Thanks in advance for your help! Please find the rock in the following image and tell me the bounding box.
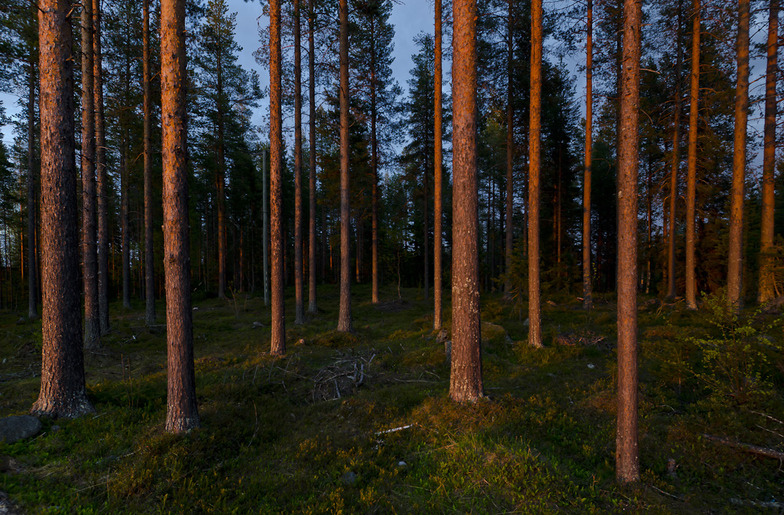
[444,341,452,361]
[341,471,357,485]
[482,322,512,345]
[397,460,407,467]
[435,329,449,345]
[0,416,42,444]
[252,321,264,329]
[0,490,21,515]
[523,318,530,327]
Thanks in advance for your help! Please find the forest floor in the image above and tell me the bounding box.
[0,284,783,513]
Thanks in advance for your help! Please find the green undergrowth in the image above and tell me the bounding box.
[0,286,782,512]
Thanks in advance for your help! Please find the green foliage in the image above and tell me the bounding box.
[684,293,782,405]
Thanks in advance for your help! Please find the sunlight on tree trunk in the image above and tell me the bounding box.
[582,0,593,311]
[433,0,443,330]
[337,0,353,333]
[528,0,543,349]
[685,0,700,310]
[308,0,318,315]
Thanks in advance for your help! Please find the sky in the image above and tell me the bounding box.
[0,0,435,147]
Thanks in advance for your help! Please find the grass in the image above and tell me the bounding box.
[1,284,783,512]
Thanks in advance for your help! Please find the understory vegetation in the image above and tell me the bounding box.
[1,285,782,512]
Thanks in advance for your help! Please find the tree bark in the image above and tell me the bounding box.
[270,0,287,353]
[433,0,443,330]
[728,0,750,311]
[161,0,199,433]
[143,0,156,325]
[216,39,227,300]
[759,0,778,304]
[294,0,305,324]
[667,0,683,300]
[32,0,94,419]
[262,149,269,306]
[308,0,318,314]
[616,0,642,484]
[371,16,381,305]
[528,0,543,348]
[504,0,514,297]
[685,0,700,310]
[93,0,109,334]
[583,0,593,310]
[449,0,483,402]
[26,48,38,320]
[81,0,100,350]
[337,0,353,333]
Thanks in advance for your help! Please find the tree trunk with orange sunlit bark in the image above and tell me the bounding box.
[433,0,443,330]
[528,0,543,349]
[337,0,353,333]
[583,0,593,310]
[32,0,94,419]
[759,0,778,304]
[685,0,701,310]
[81,0,100,350]
[727,0,750,311]
[616,0,642,484]
[449,0,483,403]
[26,40,37,320]
[161,0,199,433]
[270,0,287,353]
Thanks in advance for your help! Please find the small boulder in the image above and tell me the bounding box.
[0,416,42,444]
[341,471,357,485]
[435,329,449,345]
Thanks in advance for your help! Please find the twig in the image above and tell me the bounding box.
[376,424,414,435]
[749,410,784,426]
[646,484,684,502]
[702,434,784,461]
[730,498,784,509]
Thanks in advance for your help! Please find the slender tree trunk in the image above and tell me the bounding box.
[81,0,100,349]
[308,0,318,314]
[121,132,131,309]
[616,0,642,484]
[337,0,353,333]
[217,49,227,300]
[270,0,287,353]
[143,0,156,325]
[93,0,109,334]
[424,147,429,300]
[161,0,199,434]
[294,0,304,324]
[371,17,381,305]
[433,0,443,330]
[32,0,94,419]
[262,149,269,306]
[528,0,543,348]
[26,51,38,320]
[685,0,701,309]
[449,0,483,402]
[759,0,778,304]
[667,0,683,300]
[728,0,750,311]
[504,0,514,297]
[583,0,593,309]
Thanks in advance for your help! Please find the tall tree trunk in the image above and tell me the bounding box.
[32,0,94,419]
[26,50,38,320]
[528,0,543,348]
[667,0,683,300]
[93,0,109,334]
[308,0,318,314]
[759,0,778,304]
[81,0,100,349]
[728,0,750,310]
[161,0,199,434]
[217,48,227,300]
[433,0,443,330]
[337,0,353,333]
[424,146,429,300]
[121,132,131,309]
[143,0,156,325]
[449,0,483,402]
[294,0,305,324]
[583,0,593,309]
[262,149,269,306]
[371,16,381,305]
[504,0,514,297]
[685,0,701,309]
[616,0,642,484]
[270,0,287,353]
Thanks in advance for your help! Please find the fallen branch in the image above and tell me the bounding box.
[376,424,414,436]
[730,498,784,509]
[702,434,784,461]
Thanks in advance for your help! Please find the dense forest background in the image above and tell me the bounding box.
[2,0,782,310]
